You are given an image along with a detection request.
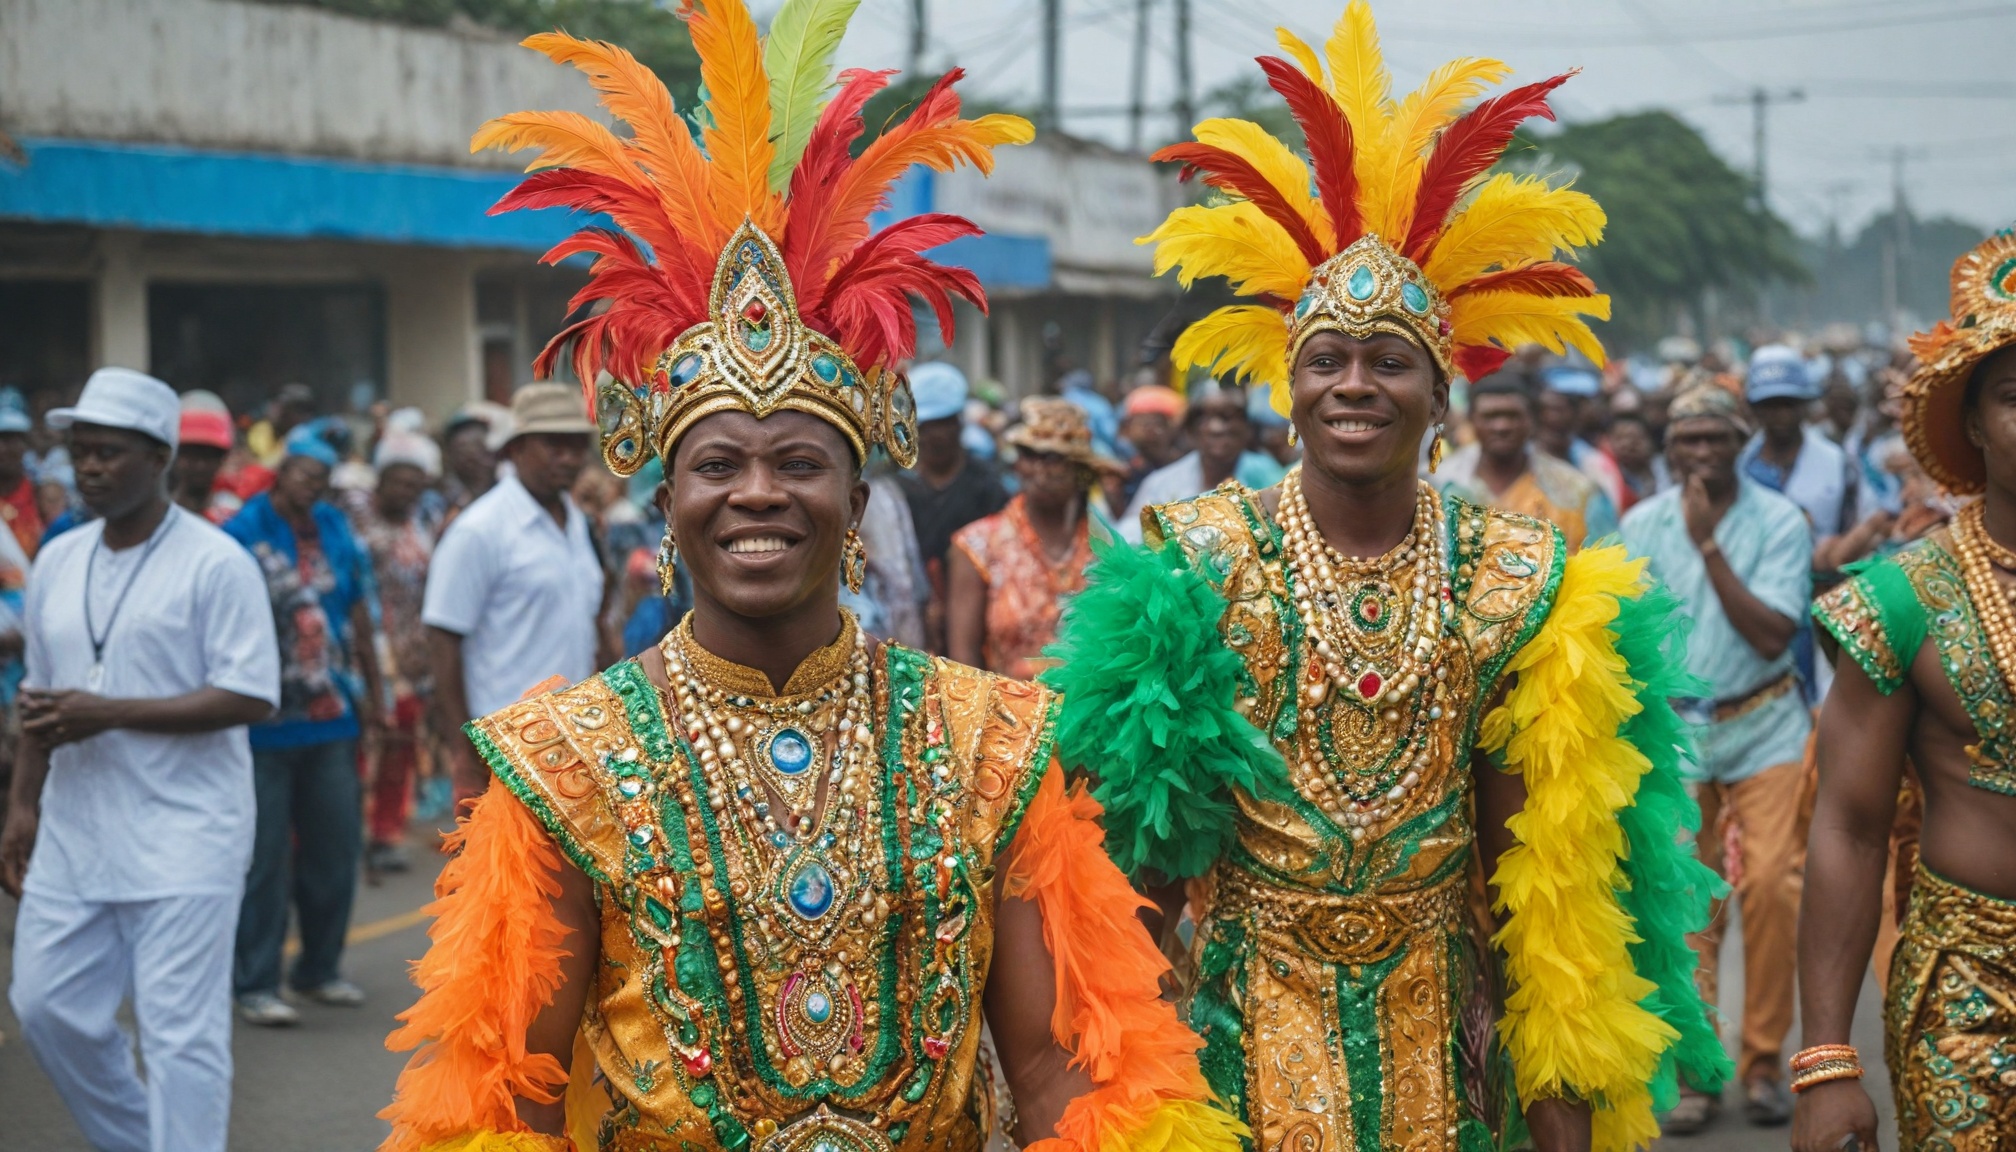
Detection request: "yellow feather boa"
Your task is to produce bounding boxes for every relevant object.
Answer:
[1478,545,1682,1152]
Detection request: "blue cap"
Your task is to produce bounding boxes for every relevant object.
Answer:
[0,388,30,435]
[1746,344,1817,403]
[910,361,969,423]
[1540,366,1600,397]
[283,420,341,469]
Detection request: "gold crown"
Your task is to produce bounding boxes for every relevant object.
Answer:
[595,223,919,476]
[1903,228,2016,494]
[1288,234,1454,378]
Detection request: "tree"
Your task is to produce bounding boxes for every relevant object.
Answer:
[1510,111,1807,350]
[253,0,701,104]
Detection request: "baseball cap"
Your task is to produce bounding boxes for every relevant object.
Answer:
[1540,366,1601,397]
[48,367,181,448]
[909,362,969,423]
[0,388,30,435]
[178,391,235,450]
[1747,344,1818,404]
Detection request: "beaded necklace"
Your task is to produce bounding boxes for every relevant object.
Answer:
[1278,470,1457,836]
[1951,501,2016,705]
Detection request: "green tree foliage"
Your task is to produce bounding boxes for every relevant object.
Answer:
[251,0,701,103]
[1510,111,1808,349]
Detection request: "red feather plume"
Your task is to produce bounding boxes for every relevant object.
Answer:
[1151,142,1329,266]
[1256,56,1361,246]
[1401,72,1572,264]
[496,169,711,326]
[1445,261,1596,300]
[782,67,895,313]
[821,213,984,369]
[1453,343,1513,383]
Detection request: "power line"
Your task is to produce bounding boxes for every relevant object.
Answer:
[1367,3,2016,48]
[1713,87,1806,211]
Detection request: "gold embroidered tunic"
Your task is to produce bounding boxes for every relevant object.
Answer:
[465,634,1055,1152]
[1142,486,1559,1151]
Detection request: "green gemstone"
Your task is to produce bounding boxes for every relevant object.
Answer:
[716,1120,751,1152]
[1347,265,1377,300]
[690,1081,718,1108]
[887,1123,911,1142]
[644,895,674,932]
[902,1067,933,1102]
[1401,280,1430,314]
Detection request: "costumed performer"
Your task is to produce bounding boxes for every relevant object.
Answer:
[1796,228,2016,1152]
[375,6,1244,1152]
[1043,5,1729,1149]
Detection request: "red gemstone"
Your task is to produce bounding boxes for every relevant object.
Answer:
[742,298,768,324]
[1359,597,1382,623]
[1357,671,1383,700]
[682,1047,713,1077]
[922,1036,950,1059]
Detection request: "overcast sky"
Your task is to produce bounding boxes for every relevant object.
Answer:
[804,0,2016,237]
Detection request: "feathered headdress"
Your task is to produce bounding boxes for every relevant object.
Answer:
[474,0,1033,471]
[1142,0,1608,411]
[1903,227,2016,494]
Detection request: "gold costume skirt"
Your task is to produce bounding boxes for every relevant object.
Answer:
[1885,862,2016,1151]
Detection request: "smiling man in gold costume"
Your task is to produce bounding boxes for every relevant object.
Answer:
[1045,6,1728,1150]
[371,6,1245,1152]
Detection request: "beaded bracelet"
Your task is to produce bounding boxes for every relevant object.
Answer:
[1790,1059,1864,1093]
[1790,1044,1860,1073]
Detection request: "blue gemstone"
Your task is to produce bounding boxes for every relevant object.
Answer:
[1347,265,1378,301]
[770,728,813,775]
[1294,291,1318,318]
[744,324,772,352]
[632,383,650,399]
[671,354,703,385]
[805,990,833,1023]
[788,863,835,919]
[1401,281,1430,314]
[812,354,840,383]
[616,438,636,456]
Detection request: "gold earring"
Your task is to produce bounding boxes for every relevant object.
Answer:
[1428,425,1445,472]
[657,526,677,597]
[843,528,867,595]
[1286,424,1299,447]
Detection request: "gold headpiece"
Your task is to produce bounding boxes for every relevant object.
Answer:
[1290,235,1454,378]
[597,224,915,474]
[1143,1,1608,412]
[1903,228,2016,494]
[475,0,1030,476]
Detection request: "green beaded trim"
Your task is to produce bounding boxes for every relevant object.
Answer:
[1896,539,2016,795]
[994,693,1062,855]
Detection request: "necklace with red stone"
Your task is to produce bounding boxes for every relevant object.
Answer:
[1280,470,1454,715]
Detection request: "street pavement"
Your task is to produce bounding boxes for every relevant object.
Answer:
[1,827,1896,1152]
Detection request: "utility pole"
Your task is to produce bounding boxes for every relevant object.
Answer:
[1041,0,1062,133]
[1128,0,1153,152]
[909,0,926,76]
[1173,0,1193,140]
[1885,146,1924,327]
[1714,87,1803,213]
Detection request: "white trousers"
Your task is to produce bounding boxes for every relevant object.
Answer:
[9,890,238,1152]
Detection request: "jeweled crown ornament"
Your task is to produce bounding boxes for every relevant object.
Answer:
[1903,227,2016,495]
[1142,0,1610,413]
[474,1,1031,474]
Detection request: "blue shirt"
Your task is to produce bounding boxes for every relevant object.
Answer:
[1621,480,1814,783]
[225,493,370,749]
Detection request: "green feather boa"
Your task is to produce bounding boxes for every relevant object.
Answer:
[1041,537,1290,880]
[1609,579,1735,1103]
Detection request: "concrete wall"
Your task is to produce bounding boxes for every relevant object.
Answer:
[0,0,604,169]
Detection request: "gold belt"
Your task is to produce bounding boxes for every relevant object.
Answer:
[1209,867,1468,966]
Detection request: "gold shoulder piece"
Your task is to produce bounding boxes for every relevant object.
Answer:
[1450,502,1565,683]
[927,658,1058,857]
[466,671,650,883]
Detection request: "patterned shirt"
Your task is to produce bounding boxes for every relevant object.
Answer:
[952,495,1095,680]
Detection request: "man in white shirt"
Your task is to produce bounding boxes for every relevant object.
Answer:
[1,368,280,1152]
[424,383,608,797]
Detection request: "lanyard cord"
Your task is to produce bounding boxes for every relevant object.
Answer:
[84,509,178,666]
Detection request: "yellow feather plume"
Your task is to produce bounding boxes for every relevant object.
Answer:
[1170,305,1290,399]
[1275,27,1325,85]
[687,0,782,235]
[1359,56,1510,242]
[1193,118,1334,250]
[518,33,726,253]
[1324,0,1391,200]
[471,111,648,188]
[1141,202,1312,300]
[1423,174,1606,290]
[1450,289,1612,365]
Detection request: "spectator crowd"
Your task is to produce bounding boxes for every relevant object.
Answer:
[0,318,1949,1145]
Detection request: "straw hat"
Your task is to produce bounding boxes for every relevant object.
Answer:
[1004,397,1097,463]
[508,382,596,441]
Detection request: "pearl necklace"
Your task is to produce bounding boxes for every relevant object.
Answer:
[662,625,876,850]
[1951,501,2016,705]
[1279,469,1454,712]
